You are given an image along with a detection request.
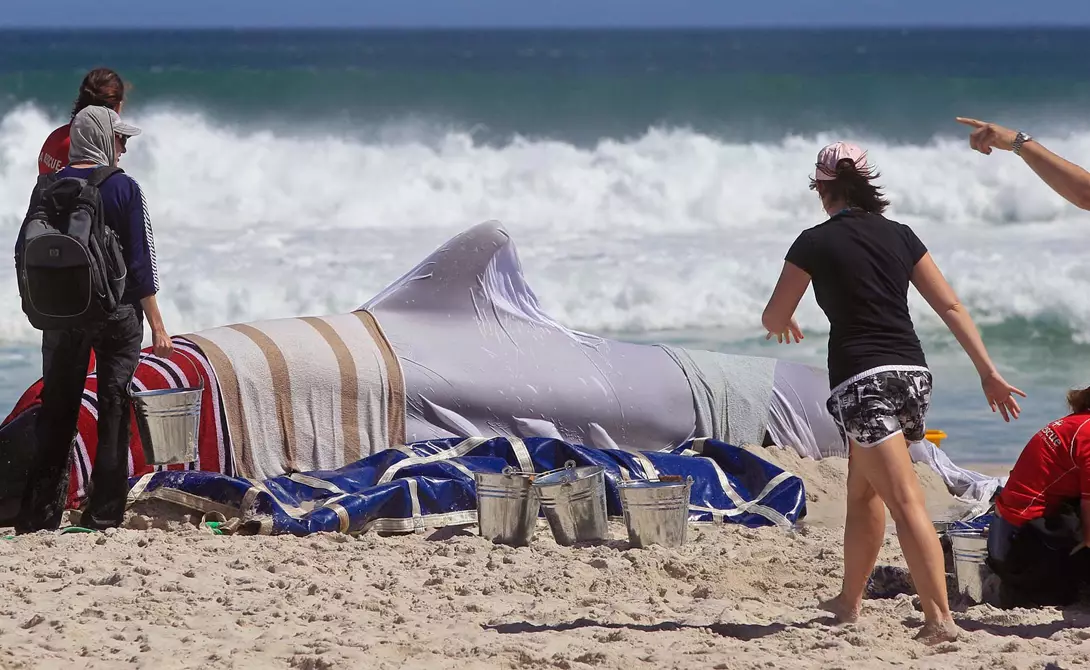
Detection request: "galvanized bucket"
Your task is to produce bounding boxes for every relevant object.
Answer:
[532,460,608,546]
[474,466,539,547]
[131,383,203,466]
[949,529,990,604]
[618,475,693,549]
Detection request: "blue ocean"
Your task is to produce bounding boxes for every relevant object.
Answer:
[2,28,1088,463]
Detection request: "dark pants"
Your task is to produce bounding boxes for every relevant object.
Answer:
[42,330,58,380]
[986,502,1090,609]
[16,304,143,533]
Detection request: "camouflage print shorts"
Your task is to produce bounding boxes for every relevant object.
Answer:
[826,367,933,448]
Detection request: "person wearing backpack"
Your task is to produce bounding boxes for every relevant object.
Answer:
[14,105,172,533]
[39,68,128,380]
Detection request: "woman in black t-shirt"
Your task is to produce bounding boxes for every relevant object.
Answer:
[761,142,1024,644]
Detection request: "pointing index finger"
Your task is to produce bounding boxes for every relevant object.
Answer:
[956,117,986,128]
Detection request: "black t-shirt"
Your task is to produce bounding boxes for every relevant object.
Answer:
[785,209,929,388]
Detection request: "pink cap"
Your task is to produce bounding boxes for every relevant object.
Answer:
[813,142,871,181]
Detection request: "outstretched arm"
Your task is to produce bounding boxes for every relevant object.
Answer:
[761,261,809,344]
[910,252,1025,421]
[957,117,1090,210]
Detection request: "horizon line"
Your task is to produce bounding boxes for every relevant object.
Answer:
[4,24,1090,31]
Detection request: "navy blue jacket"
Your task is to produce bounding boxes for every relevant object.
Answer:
[54,166,160,306]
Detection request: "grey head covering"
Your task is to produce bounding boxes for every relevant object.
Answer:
[68,106,141,167]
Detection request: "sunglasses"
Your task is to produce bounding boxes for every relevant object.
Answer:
[115,134,128,149]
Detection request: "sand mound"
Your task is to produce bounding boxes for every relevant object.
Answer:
[744,445,964,526]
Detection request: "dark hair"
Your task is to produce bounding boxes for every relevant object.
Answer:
[70,68,127,119]
[810,158,891,215]
[1069,386,1090,414]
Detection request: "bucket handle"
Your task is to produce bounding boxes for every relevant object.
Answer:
[534,460,580,486]
[562,461,579,488]
[500,464,535,481]
[129,377,206,396]
[560,460,577,485]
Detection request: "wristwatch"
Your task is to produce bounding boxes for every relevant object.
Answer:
[1012,131,1033,156]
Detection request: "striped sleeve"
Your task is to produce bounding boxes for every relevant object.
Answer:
[137,180,160,292]
[120,175,160,299]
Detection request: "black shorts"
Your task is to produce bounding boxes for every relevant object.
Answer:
[826,366,932,448]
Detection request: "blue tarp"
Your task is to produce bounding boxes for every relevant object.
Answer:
[126,437,807,536]
[948,514,994,532]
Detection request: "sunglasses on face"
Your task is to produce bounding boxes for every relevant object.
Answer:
[115,134,128,149]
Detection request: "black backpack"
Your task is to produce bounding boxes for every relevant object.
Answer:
[15,166,127,331]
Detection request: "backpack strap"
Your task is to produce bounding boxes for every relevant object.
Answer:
[26,172,65,219]
[35,172,61,189]
[86,166,124,188]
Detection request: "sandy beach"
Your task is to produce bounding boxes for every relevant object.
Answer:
[1,447,1085,670]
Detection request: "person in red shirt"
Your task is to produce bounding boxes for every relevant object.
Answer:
[989,386,1090,565]
[37,68,128,378]
[37,68,127,176]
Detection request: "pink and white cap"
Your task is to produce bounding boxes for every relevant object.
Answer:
[813,141,871,181]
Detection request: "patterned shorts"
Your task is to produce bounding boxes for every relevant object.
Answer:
[826,367,933,448]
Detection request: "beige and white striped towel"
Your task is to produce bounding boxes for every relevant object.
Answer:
[184,310,405,479]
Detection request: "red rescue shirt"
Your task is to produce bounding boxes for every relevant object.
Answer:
[996,412,1090,527]
[38,123,71,174]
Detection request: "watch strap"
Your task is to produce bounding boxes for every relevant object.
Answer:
[1013,131,1033,156]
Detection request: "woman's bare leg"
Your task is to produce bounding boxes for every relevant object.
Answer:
[851,433,958,643]
[821,443,886,622]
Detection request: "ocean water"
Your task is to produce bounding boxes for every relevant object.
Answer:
[1,28,1088,463]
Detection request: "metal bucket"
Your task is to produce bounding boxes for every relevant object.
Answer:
[618,475,693,549]
[949,529,990,604]
[532,460,608,546]
[474,466,539,547]
[131,384,202,466]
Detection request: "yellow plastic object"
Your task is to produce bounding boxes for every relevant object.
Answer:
[926,429,947,448]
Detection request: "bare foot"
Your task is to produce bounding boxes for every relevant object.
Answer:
[914,618,960,645]
[818,594,861,624]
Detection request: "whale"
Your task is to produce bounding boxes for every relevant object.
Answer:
[0,221,846,523]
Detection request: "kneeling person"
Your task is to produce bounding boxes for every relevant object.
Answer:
[988,386,1090,607]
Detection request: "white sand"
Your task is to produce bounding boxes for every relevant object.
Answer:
[2,447,1088,670]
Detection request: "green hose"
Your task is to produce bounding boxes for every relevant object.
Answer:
[202,521,225,535]
[59,526,97,534]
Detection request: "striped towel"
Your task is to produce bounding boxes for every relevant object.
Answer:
[180,310,405,480]
[4,340,231,508]
[2,309,405,509]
